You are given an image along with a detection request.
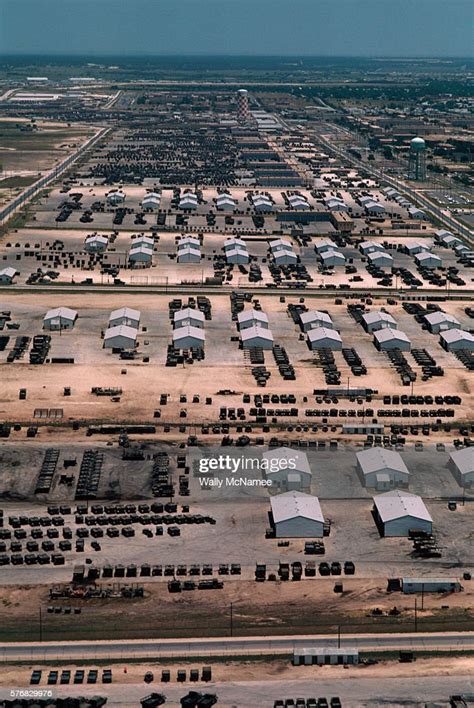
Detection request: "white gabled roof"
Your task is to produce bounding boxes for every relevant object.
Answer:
[226,247,249,261]
[44,307,77,322]
[315,238,337,252]
[0,266,17,279]
[178,236,200,249]
[271,491,323,524]
[224,237,246,250]
[238,309,269,326]
[132,236,154,248]
[440,328,474,345]
[129,244,153,258]
[174,307,205,324]
[357,447,409,476]
[85,234,108,245]
[240,325,274,343]
[263,447,312,477]
[320,249,345,262]
[360,240,384,251]
[307,327,342,345]
[252,194,272,206]
[449,447,474,476]
[368,251,393,262]
[374,328,410,345]
[363,311,397,327]
[374,490,432,524]
[300,310,332,327]
[172,325,205,343]
[104,324,137,342]
[178,246,201,260]
[216,193,236,204]
[425,312,460,327]
[270,238,293,252]
[415,251,441,264]
[109,307,140,323]
[179,193,198,208]
[107,190,125,201]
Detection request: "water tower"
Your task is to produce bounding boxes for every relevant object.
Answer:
[236,89,249,123]
[408,136,426,181]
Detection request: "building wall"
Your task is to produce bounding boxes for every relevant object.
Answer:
[448,458,474,487]
[104,336,135,349]
[383,514,432,537]
[359,464,408,488]
[275,516,323,538]
[268,470,312,489]
[242,337,273,350]
[109,317,139,329]
[378,339,411,352]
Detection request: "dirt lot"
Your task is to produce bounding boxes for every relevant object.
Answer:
[0,292,472,428]
[0,578,473,643]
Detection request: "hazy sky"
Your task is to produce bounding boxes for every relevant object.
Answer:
[0,0,472,57]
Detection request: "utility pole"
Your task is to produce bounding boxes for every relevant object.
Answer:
[39,607,43,642]
[414,598,418,632]
[230,602,234,637]
[337,624,341,649]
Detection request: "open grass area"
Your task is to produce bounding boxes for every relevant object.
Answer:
[0,175,38,189]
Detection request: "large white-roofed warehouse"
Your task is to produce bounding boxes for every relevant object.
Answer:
[356,447,409,490]
[270,491,324,538]
[373,490,433,537]
[262,447,312,491]
[448,447,474,488]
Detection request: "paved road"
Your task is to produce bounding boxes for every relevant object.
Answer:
[2,676,473,706]
[1,283,473,300]
[1,632,474,662]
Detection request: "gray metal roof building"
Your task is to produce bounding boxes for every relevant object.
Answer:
[240,325,274,350]
[362,311,397,333]
[439,329,474,352]
[367,251,394,268]
[320,249,345,267]
[43,307,78,331]
[448,447,474,488]
[262,447,312,491]
[109,307,140,329]
[373,490,432,537]
[172,325,205,349]
[300,310,333,332]
[0,266,17,284]
[374,328,411,351]
[270,491,324,538]
[307,327,342,351]
[425,311,460,334]
[104,325,137,349]
[415,251,442,269]
[174,307,205,329]
[356,447,409,489]
[238,309,269,330]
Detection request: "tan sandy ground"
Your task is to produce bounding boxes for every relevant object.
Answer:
[0,656,473,689]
